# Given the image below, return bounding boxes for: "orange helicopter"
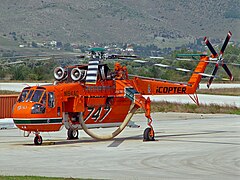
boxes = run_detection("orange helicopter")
[12,32,233,145]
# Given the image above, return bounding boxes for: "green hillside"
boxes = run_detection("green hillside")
[0,0,239,48]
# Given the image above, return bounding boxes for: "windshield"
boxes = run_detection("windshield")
[18,89,29,102]
[31,90,44,102]
[26,90,34,102]
[40,92,46,105]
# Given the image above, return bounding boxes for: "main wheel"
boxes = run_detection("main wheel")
[143,127,155,141]
[34,135,43,145]
[67,129,79,140]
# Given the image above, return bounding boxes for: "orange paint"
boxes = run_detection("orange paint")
[11,56,211,142]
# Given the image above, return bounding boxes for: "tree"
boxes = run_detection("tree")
[56,41,63,48]
[10,65,29,80]
[63,43,73,51]
[32,41,38,48]
[0,67,5,79]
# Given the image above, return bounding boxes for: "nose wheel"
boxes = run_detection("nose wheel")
[143,127,155,141]
[34,135,43,145]
[67,129,79,140]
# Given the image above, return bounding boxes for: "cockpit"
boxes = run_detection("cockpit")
[17,87,55,114]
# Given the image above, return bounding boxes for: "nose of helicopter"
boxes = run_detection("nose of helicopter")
[12,101,47,120]
[12,101,63,132]
[12,102,32,118]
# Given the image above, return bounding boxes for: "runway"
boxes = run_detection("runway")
[0,112,239,179]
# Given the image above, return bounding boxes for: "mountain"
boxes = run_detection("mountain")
[0,0,239,48]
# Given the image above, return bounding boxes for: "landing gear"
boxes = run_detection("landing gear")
[67,129,79,140]
[142,97,155,141]
[34,135,43,145]
[143,127,155,141]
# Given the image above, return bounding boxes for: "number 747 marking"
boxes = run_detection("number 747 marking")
[84,106,112,123]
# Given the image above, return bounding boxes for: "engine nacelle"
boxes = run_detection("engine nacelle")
[70,68,86,81]
[54,67,67,81]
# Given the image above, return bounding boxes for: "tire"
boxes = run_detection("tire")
[143,128,155,141]
[34,135,43,145]
[67,129,79,140]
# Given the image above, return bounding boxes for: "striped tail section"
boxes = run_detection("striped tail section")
[86,58,99,84]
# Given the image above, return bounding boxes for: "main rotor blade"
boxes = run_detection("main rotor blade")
[154,63,192,72]
[149,56,164,59]
[176,58,213,63]
[220,31,232,55]
[128,74,190,85]
[204,37,218,57]
[176,57,240,66]
[230,62,240,66]
[133,60,148,63]
[207,64,219,88]
[154,63,222,79]
[135,61,231,82]
[107,54,139,60]
[222,63,233,80]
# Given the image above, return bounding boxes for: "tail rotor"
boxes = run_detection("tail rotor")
[204,31,233,88]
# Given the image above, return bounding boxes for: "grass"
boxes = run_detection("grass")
[0,36,18,48]
[0,90,19,95]
[0,176,91,180]
[143,101,240,115]
[197,88,240,96]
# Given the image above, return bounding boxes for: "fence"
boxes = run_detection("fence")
[0,95,18,118]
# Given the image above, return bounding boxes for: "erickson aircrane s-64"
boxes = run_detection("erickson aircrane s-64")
[12,32,234,145]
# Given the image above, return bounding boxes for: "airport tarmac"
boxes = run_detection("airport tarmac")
[0,112,239,180]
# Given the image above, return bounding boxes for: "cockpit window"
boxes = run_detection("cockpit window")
[48,92,55,108]
[26,90,34,102]
[31,90,44,102]
[18,89,29,102]
[40,92,46,105]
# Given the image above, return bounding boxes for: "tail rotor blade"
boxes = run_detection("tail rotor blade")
[204,37,218,57]
[207,64,219,88]
[207,77,214,88]
[220,31,232,55]
[222,63,233,80]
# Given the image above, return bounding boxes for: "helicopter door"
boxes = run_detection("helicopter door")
[46,92,59,117]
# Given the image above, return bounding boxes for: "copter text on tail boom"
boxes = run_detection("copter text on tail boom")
[155,86,186,94]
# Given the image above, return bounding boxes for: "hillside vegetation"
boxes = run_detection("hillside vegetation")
[0,0,239,48]
[0,45,240,82]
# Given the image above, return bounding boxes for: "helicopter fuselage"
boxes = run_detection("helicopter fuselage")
[12,78,133,132]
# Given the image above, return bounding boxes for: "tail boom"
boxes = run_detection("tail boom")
[131,56,209,95]
[187,56,209,91]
